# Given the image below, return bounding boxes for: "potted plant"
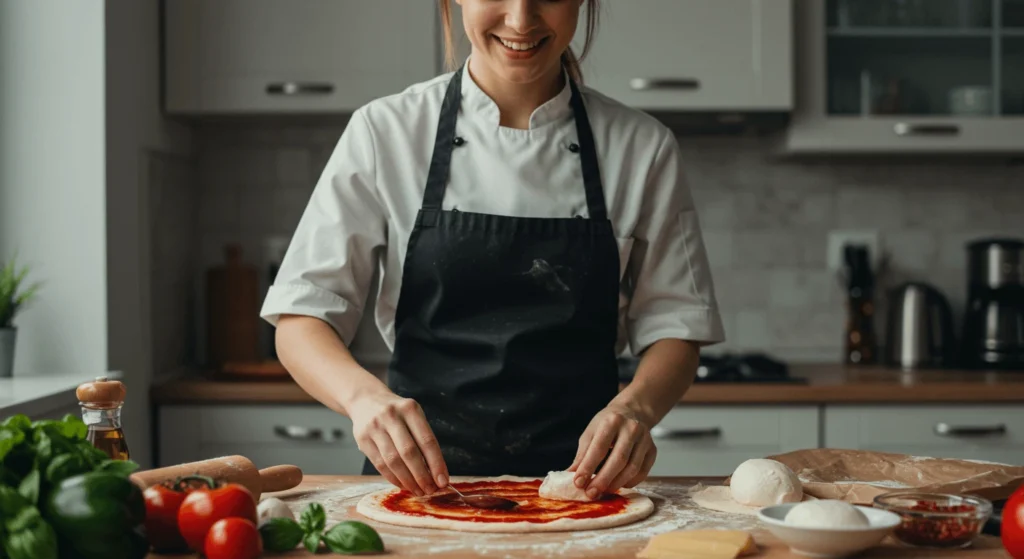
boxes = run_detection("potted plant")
[1,252,42,377]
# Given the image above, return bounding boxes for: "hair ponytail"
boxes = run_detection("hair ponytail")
[438,0,600,84]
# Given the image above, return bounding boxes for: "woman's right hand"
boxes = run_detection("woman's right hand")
[349,391,449,496]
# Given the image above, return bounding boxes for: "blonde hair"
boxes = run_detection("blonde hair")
[438,0,600,84]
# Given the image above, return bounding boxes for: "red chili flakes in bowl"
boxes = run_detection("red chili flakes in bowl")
[893,500,981,547]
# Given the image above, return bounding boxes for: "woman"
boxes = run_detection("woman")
[260,0,724,501]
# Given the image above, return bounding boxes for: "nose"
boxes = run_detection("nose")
[505,0,540,34]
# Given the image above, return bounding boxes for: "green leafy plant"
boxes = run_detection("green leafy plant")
[0,414,143,559]
[0,253,42,329]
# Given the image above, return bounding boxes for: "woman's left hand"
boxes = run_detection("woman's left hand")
[568,403,657,499]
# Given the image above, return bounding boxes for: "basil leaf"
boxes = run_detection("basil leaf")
[302,530,322,554]
[0,486,28,517]
[323,521,384,555]
[0,427,25,462]
[43,454,88,486]
[0,415,30,432]
[15,469,38,505]
[300,502,326,534]
[259,517,304,552]
[95,459,139,477]
[2,506,58,559]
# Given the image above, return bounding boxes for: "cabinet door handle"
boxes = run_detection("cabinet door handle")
[934,423,1006,437]
[266,82,335,96]
[893,123,960,136]
[630,78,701,91]
[274,425,345,443]
[651,426,722,440]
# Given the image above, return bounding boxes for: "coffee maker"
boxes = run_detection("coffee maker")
[961,238,1024,370]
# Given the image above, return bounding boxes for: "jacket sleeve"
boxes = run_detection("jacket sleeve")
[259,108,387,346]
[624,132,726,354]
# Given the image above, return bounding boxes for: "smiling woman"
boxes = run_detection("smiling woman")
[264,0,722,504]
[438,0,600,84]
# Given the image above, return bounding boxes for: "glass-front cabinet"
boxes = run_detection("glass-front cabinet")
[780,0,1024,153]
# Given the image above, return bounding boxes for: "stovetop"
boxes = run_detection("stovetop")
[618,352,807,384]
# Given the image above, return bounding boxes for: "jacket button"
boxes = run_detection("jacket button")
[453,136,466,146]
[568,143,580,153]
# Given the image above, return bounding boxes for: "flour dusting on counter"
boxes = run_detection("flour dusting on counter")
[282,480,762,558]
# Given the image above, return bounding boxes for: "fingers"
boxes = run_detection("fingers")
[403,402,450,488]
[568,427,594,473]
[372,430,422,496]
[608,436,653,493]
[624,445,657,488]
[383,407,438,496]
[585,422,640,499]
[573,421,618,491]
[360,438,404,490]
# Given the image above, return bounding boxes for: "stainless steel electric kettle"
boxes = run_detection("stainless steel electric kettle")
[884,282,957,370]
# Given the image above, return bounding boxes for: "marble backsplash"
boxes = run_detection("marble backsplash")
[187,118,1024,365]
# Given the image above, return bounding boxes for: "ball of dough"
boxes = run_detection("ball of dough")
[538,471,594,501]
[784,500,870,529]
[729,458,803,506]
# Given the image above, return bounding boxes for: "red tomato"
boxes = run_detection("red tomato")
[177,482,258,551]
[1003,485,1024,559]
[204,517,262,559]
[143,482,190,552]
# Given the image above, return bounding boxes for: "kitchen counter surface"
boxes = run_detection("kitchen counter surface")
[146,475,1006,558]
[150,364,1024,405]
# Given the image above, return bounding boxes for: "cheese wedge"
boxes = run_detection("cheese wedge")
[636,530,757,559]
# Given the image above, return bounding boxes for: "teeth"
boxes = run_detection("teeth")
[499,37,542,51]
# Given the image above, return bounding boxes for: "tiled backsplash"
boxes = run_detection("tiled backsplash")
[189,120,1024,366]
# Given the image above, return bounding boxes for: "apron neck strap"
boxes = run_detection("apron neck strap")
[421,65,608,221]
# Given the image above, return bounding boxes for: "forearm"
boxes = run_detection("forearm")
[274,315,392,417]
[610,338,700,427]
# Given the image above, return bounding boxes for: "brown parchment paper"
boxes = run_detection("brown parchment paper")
[727,449,1024,505]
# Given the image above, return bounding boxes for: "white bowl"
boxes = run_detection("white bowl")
[757,502,901,558]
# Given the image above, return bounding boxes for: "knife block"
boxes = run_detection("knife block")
[207,244,260,367]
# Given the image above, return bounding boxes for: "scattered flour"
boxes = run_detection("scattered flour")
[279,480,762,558]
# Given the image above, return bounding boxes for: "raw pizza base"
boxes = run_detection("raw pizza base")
[356,475,655,533]
[688,484,816,516]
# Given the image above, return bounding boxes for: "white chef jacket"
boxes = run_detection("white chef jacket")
[260,64,725,356]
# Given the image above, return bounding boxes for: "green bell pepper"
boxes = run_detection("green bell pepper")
[43,472,148,559]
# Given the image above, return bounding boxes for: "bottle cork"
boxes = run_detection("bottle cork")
[76,376,127,410]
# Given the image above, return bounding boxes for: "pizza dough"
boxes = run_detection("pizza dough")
[729,459,802,506]
[689,485,815,516]
[538,471,593,502]
[356,475,654,533]
[784,500,870,529]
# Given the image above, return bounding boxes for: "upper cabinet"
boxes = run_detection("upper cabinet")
[779,0,1024,154]
[577,0,794,111]
[164,0,439,114]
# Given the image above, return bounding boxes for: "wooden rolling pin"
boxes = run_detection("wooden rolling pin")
[130,455,303,500]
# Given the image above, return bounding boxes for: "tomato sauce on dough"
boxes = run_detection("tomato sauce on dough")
[380,480,630,523]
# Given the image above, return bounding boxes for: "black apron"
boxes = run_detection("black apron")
[362,67,621,477]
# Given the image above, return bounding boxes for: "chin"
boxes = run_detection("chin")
[484,53,560,85]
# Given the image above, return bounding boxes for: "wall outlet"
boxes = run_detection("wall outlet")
[827,230,882,272]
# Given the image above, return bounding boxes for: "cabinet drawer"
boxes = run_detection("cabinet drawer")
[650,406,819,476]
[825,405,1024,464]
[159,405,366,475]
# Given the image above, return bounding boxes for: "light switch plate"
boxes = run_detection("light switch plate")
[827,230,881,272]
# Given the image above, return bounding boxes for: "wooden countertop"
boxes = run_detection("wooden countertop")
[147,475,1006,558]
[151,364,1024,405]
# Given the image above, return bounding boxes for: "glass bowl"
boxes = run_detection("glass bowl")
[872,492,992,548]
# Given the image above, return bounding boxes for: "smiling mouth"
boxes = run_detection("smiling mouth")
[493,35,550,52]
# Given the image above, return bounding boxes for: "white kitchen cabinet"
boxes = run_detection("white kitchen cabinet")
[778,0,1024,154]
[824,405,1024,465]
[159,405,367,475]
[164,0,439,114]
[576,0,794,111]
[649,406,819,476]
